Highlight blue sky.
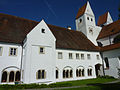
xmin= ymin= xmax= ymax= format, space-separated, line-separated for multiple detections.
xmin=0 ymin=0 xmax=119 ymax=30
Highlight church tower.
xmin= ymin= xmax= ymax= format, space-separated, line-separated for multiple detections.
xmin=75 ymin=1 xmax=101 ymax=46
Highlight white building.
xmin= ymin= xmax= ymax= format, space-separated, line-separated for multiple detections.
xmin=0 ymin=1 xmax=119 ymax=84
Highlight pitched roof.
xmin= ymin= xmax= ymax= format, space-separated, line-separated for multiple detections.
xmin=48 ymin=24 xmax=99 ymax=51
xmin=97 ymin=12 xmax=108 ymax=26
xmin=97 ymin=19 xmax=120 ymax=40
xmin=0 ymin=13 xmax=38 ymax=44
xmin=101 ymin=42 xmax=120 ymax=52
xmin=0 ymin=13 xmax=98 ymax=51
xmin=76 ymin=3 xmax=87 ymax=19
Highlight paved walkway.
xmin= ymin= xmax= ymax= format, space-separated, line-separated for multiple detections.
xmin=24 ymin=79 xmax=120 ymax=90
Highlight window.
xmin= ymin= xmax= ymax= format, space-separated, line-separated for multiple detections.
xmin=91 ymin=18 xmax=93 ymax=21
xmin=0 ymin=47 xmax=3 ymax=56
xmin=37 ymin=70 xmax=46 ymax=79
xmin=1 ymin=71 xmax=7 ymax=82
xmin=15 ymin=71 xmax=20 ymax=81
xmin=88 ymin=69 xmax=92 ymax=76
xmin=87 ymin=17 xmax=89 ymax=20
xmin=9 ymin=71 xmax=14 ymax=82
xmin=79 ymin=19 xmax=82 ymax=23
xmin=104 ymin=57 xmax=109 ymax=69
xmin=58 ymin=52 xmax=62 ymax=59
xmin=63 ymin=69 xmax=73 ymax=78
xmin=97 ymin=55 xmax=100 ymax=60
xmin=76 ymin=67 xmax=84 ymax=77
xmin=9 ymin=48 xmax=17 ymax=56
xmin=87 ymin=54 xmax=91 ymax=60
xmin=81 ymin=54 xmax=84 ymax=60
xmin=39 ymin=47 xmax=45 ymax=54
xmin=69 ymin=53 xmax=73 ymax=59
xmin=76 ymin=53 xmax=80 ymax=59
xmin=41 ymin=28 xmax=45 ymax=33
xmin=56 ymin=70 xmax=59 ymax=79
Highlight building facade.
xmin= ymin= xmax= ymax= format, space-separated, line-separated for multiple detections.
xmin=0 ymin=1 xmax=120 ymax=84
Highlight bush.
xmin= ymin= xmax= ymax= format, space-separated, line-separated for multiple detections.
xmin=98 ymin=75 xmax=115 ymax=79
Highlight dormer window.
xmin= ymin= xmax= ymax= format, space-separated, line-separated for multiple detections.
xmin=41 ymin=29 xmax=45 ymax=33
xmin=79 ymin=19 xmax=82 ymax=23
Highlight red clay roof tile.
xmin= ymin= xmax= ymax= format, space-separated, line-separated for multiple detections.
xmin=76 ymin=3 xmax=87 ymax=19
xmin=97 ymin=12 xmax=108 ymax=26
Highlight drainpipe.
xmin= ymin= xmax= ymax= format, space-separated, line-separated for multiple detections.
xmin=20 ymin=43 xmax=23 ymax=84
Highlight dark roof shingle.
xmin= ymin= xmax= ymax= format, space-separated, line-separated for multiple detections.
xmin=0 ymin=13 xmax=98 ymax=51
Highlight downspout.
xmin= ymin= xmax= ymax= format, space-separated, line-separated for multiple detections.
xmin=20 ymin=43 xmax=23 ymax=84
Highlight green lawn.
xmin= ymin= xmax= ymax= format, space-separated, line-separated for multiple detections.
xmin=0 ymin=77 xmax=117 ymax=90
xmin=59 ymin=82 xmax=120 ymax=90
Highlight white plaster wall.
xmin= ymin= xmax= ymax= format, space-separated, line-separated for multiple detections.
xmin=22 ymin=20 xmax=56 ymax=84
xmin=55 ymin=49 xmax=102 ymax=82
xmin=103 ymin=48 xmax=120 ymax=78
xmin=0 ymin=43 xmax=22 ymax=84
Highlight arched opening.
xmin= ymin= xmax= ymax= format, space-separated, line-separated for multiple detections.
xmin=66 ymin=70 xmax=69 ymax=78
xmin=42 ymin=70 xmax=45 ymax=79
xmin=56 ymin=70 xmax=58 ymax=79
xmin=70 ymin=70 xmax=73 ymax=78
xmin=88 ymin=69 xmax=90 ymax=76
xmin=38 ymin=70 xmax=41 ymax=79
xmin=63 ymin=70 xmax=66 ymax=78
xmin=1 ymin=71 xmax=7 ymax=82
xmin=95 ymin=64 xmax=102 ymax=77
xmin=82 ymin=69 xmax=84 ymax=76
xmin=9 ymin=71 xmax=14 ymax=82
xmin=79 ymin=69 xmax=81 ymax=77
xmin=76 ymin=69 xmax=78 ymax=77
xmin=15 ymin=71 xmax=20 ymax=81
xmin=90 ymin=69 xmax=92 ymax=76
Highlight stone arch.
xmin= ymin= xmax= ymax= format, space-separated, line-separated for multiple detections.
xmin=63 ymin=66 xmax=73 ymax=78
xmin=76 ymin=66 xmax=84 ymax=77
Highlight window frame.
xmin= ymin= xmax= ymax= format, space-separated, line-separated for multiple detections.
xmin=41 ymin=28 xmax=45 ymax=33
xmin=0 ymin=46 xmax=3 ymax=56
xmin=9 ymin=47 xmax=17 ymax=56
xmin=69 ymin=53 xmax=73 ymax=59
xmin=58 ymin=52 xmax=63 ymax=59
xmin=76 ymin=53 xmax=80 ymax=59
xmin=87 ymin=54 xmax=91 ymax=60
xmin=81 ymin=54 xmax=84 ymax=60
xmin=39 ymin=47 xmax=45 ymax=54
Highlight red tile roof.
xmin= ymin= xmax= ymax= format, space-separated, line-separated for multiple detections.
xmin=101 ymin=42 xmax=120 ymax=51
xmin=97 ymin=19 xmax=120 ymax=40
xmin=97 ymin=12 xmax=108 ymax=26
xmin=76 ymin=3 xmax=87 ymax=19
xmin=0 ymin=13 xmax=99 ymax=51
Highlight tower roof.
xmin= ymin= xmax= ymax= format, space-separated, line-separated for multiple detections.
xmin=76 ymin=3 xmax=87 ymax=19
xmin=97 ymin=12 xmax=108 ymax=26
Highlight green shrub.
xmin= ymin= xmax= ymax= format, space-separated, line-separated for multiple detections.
xmin=98 ymin=75 xmax=115 ymax=79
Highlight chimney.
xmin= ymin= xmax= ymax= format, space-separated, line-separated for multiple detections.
xmin=67 ymin=26 xmax=71 ymax=30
